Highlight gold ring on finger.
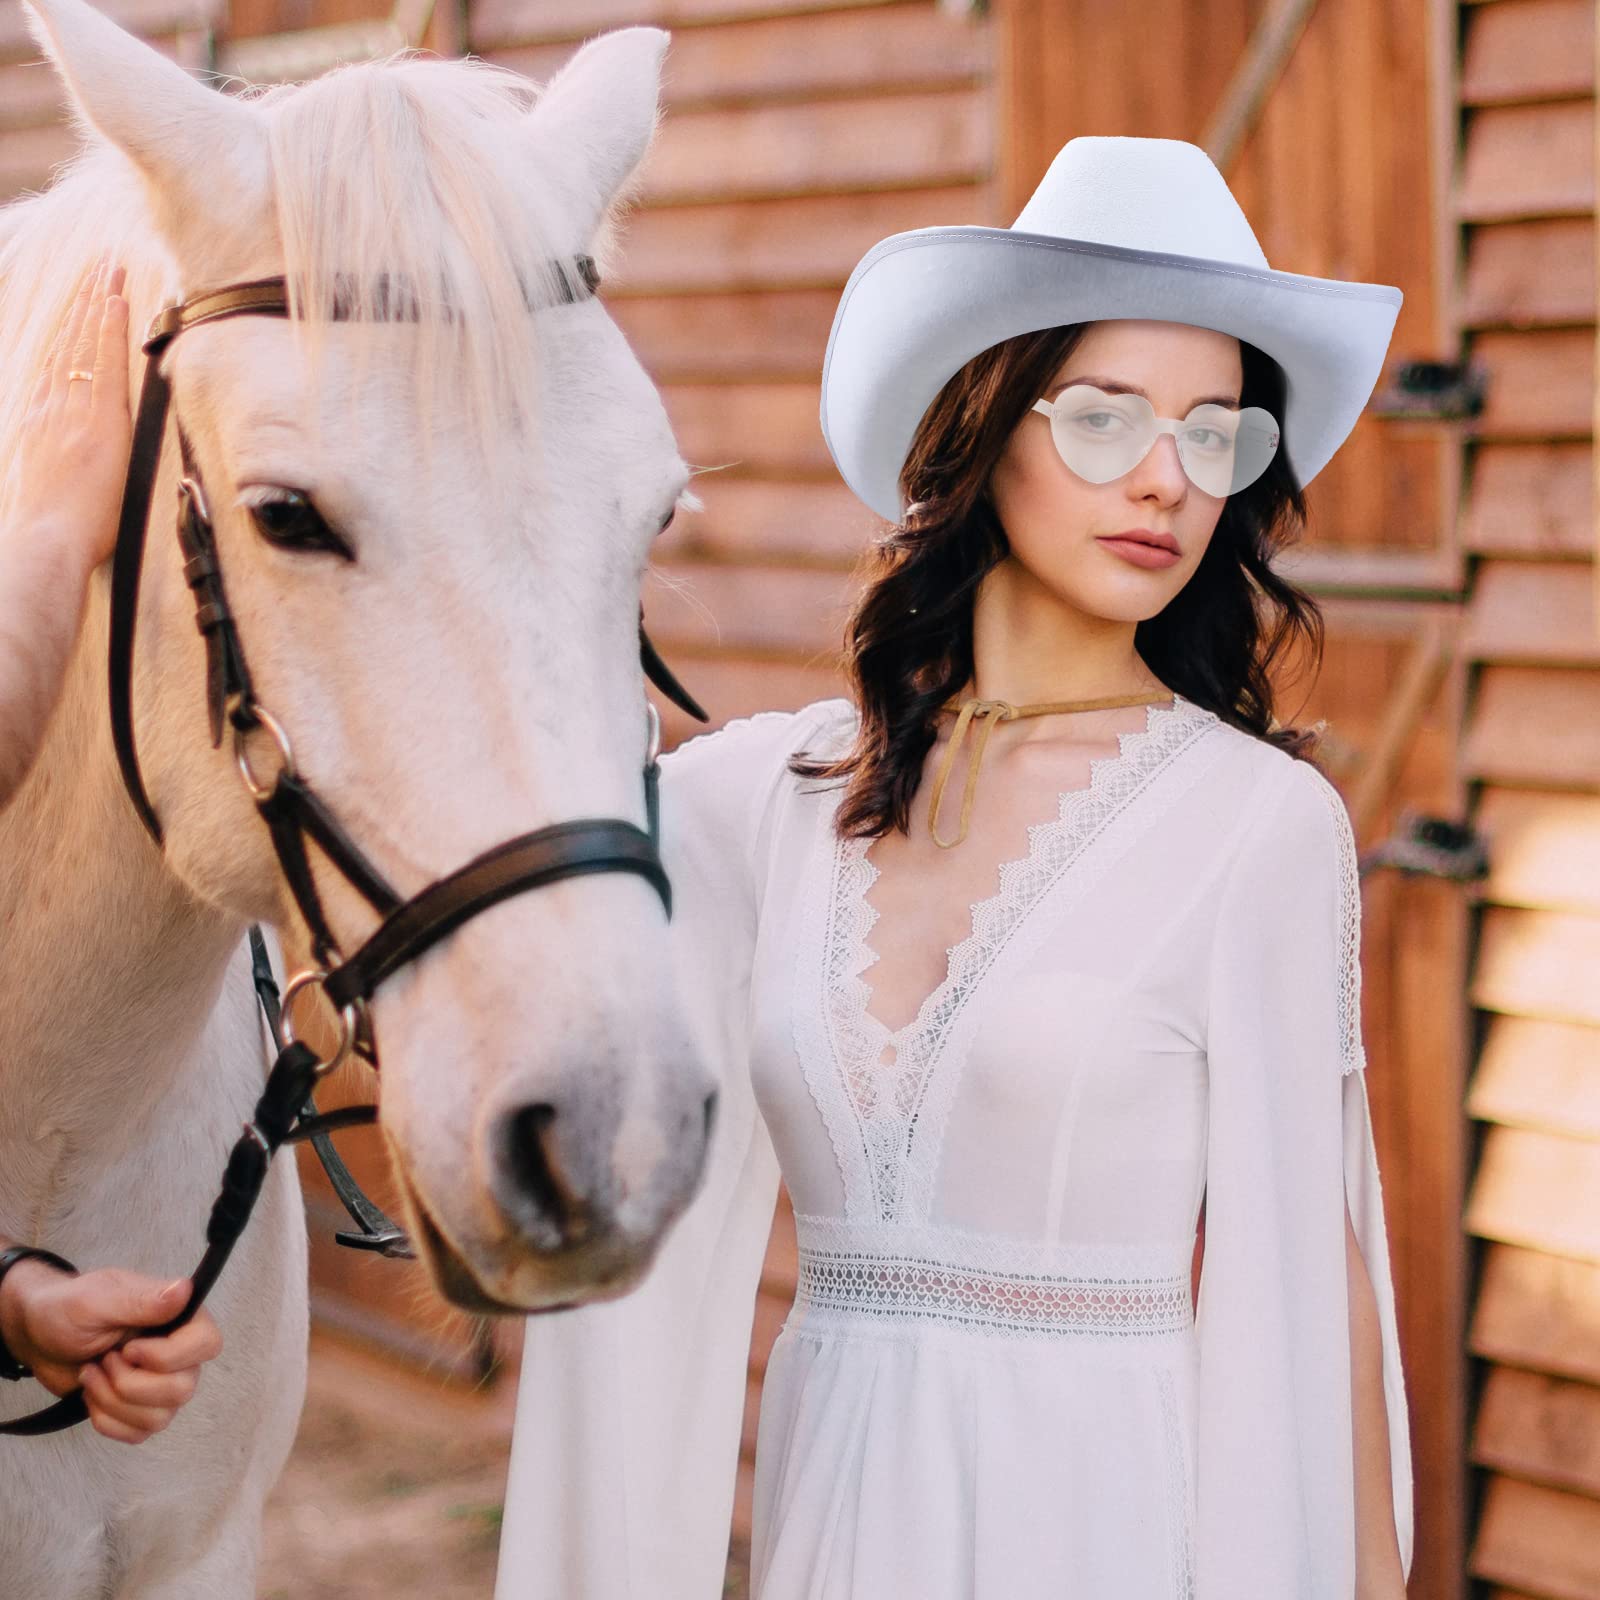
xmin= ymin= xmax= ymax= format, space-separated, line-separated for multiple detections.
xmin=67 ymin=370 xmax=94 ymax=383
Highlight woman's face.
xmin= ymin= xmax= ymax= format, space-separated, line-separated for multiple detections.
xmin=988 ymin=319 xmax=1242 ymax=624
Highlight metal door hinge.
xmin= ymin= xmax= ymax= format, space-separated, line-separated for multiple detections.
xmin=1357 ymin=810 xmax=1488 ymax=882
xmin=1369 ymin=358 xmax=1488 ymax=422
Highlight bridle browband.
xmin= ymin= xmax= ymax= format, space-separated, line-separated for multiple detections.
xmin=0 ymin=256 xmax=708 ymax=1437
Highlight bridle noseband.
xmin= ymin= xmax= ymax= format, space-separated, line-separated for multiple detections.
xmin=0 ymin=257 xmax=708 ymax=1437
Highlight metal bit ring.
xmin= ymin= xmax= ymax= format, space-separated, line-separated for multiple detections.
xmin=278 ymin=967 xmax=361 ymax=1077
xmin=232 ymin=699 xmax=298 ymax=802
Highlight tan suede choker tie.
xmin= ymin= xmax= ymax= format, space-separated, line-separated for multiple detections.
xmin=928 ymin=691 xmax=1175 ymax=849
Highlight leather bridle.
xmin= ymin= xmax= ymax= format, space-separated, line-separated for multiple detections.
xmin=0 ymin=257 xmax=707 ymax=1437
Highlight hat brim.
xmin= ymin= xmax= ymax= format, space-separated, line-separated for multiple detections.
xmin=819 ymin=226 xmax=1403 ymax=522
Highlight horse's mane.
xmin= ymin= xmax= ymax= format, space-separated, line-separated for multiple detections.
xmin=0 ymin=50 xmax=601 ymax=471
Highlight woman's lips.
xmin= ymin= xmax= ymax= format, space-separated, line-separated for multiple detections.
xmin=1095 ymin=535 xmax=1182 ymax=570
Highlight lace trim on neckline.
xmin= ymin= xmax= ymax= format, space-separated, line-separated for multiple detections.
xmin=793 ymin=693 xmax=1221 ymax=1224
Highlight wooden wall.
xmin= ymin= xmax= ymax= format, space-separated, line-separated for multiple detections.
xmin=0 ymin=0 xmax=220 ymax=198
xmin=1454 ymin=0 xmax=1600 ymax=1595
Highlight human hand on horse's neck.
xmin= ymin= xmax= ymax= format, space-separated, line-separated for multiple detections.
xmin=0 ymin=261 xmax=131 ymax=810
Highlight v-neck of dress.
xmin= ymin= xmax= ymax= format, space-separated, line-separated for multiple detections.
xmin=833 ymin=690 xmax=1200 ymax=1067
xmin=851 ymin=694 xmax=1190 ymax=1056
xmin=794 ymin=688 xmax=1220 ymax=1224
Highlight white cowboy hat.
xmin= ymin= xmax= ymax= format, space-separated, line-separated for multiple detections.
xmin=819 ymin=134 xmax=1403 ymax=523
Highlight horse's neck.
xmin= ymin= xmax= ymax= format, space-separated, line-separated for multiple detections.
xmin=0 ymin=570 xmax=241 ymax=1165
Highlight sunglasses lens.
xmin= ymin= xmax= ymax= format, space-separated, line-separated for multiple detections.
xmin=1045 ymin=385 xmax=1156 ymax=483
xmin=1177 ymin=404 xmax=1281 ymax=496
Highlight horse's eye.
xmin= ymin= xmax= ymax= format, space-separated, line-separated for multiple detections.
xmin=249 ymin=490 xmax=352 ymax=559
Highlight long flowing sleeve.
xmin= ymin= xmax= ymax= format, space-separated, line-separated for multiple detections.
xmin=493 ymin=705 xmax=831 ymax=1600
xmin=1195 ymin=755 xmax=1414 ymax=1598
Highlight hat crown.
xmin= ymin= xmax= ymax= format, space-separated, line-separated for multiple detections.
xmin=1011 ymin=136 xmax=1270 ymax=271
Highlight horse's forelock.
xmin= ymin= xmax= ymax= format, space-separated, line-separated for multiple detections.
xmin=257 ymin=53 xmax=591 ymax=459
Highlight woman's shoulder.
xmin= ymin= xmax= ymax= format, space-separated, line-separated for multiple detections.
xmin=661 ymin=695 xmax=855 ymax=776
xmin=1209 ymin=726 xmax=1356 ymax=891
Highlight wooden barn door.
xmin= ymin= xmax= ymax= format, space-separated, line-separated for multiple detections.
xmin=1453 ymin=0 xmax=1600 ymax=1594
xmin=1002 ymin=1 xmax=1469 ymax=1596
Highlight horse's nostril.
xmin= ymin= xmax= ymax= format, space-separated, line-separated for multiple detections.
xmin=703 ymin=1087 xmax=718 ymax=1145
xmin=501 ymin=1102 xmax=592 ymax=1244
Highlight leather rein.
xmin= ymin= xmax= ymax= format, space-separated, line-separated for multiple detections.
xmin=0 ymin=256 xmax=707 ymax=1437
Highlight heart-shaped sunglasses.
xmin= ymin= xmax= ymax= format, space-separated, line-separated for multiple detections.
xmin=1031 ymin=384 xmax=1281 ymax=497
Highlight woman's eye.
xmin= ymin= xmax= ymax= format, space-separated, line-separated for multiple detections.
xmin=248 ymin=491 xmax=352 ymax=558
xmin=657 ymin=507 xmax=676 ymax=538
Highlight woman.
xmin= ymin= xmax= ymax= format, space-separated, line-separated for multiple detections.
xmin=0 ymin=259 xmax=224 ymax=1445
xmin=497 ymin=133 xmax=1414 ymax=1600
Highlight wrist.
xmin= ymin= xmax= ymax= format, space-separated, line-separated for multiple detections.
xmin=0 ymin=1259 xmax=53 ymax=1358
xmin=0 ymin=1252 xmax=74 ymax=1373
xmin=1 ymin=515 xmax=98 ymax=597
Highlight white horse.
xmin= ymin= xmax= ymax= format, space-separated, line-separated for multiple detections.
xmin=0 ymin=4 xmax=714 ymax=1592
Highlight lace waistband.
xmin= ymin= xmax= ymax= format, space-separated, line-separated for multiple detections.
xmin=789 ymin=1216 xmax=1195 ymax=1344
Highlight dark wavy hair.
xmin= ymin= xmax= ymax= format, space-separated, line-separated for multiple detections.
xmin=789 ymin=322 xmax=1329 ymax=840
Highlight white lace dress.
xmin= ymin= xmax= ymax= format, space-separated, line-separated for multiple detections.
xmin=493 ymin=693 xmax=1414 ymax=1600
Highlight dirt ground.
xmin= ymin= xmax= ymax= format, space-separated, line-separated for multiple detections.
xmin=258 ymin=1328 xmax=752 ymax=1599
xmin=257 ymin=1329 xmax=513 ymax=1600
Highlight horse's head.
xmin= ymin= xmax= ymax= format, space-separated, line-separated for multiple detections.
xmin=24 ymin=0 xmax=718 ymax=1312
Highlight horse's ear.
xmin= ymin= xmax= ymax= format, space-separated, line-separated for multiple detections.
xmin=24 ymin=0 xmax=268 ymax=269
xmin=525 ymin=26 xmax=669 ymax=244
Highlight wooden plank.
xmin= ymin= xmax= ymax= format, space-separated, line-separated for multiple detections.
xmin=1459 ymin=101 xmax=1596 ymax=221
xmin=1463 ymin=445 xmax=1593 ymax=559
xmin=487 ymin=5 xmax=989 ymax=107
xmin=611 ymin=289 xmax=838 ymax=381
xmin=470 ymin=0 xmax=899 ymax=54
xmin=1460 ymin=0 xmax=1595 ymax=106
xmin=1473 ymin=904 xmax=1600 ymax=1027
xmin=1469 ymin=330 xmax=1595 ymax=441
xmin=1470 ymin=1014 xmax=1600 ymax=1162
xmin=1474 ymin=1365 xmax=1600 ymax=1499
xmin=0 ymin=0 xmax=222 ymax=58
xmin=0 ymin=31 xmax=209 ymax=130
xmin=1476 ymin=788 xmax=1600 ymax=914
xmin=1470 ymin=1473 xmax=1600 ymax=1598
xmin=658 ymin=477 xmax=880 ymax=565
xmin=1466 ymin=1124 xmax=1600 ymax=1264
xmin=638 ymin=87 xmax=991 ymax=205
xmin=610 ymin=185 xmax=992 ymax=294
xmin=654 ymin=655 xmax=842 ymax=751
xmin=1471 ymin=1243 xmax=1600 ymax=1388
xmin=643 ymin=558 xmax=854 ymax=655
xmin=1464 ymin=562 xmax=1600 ymax=667
xmin=0 ymin=60 xmax=60 ymax=130
xmin=1463 ymin=218 xmax=1595 ymax=329
xmin=0 ymin=118 xmax=77 ymax=203
xmin=663 ymin=382 xmax=833 ymax=476
xmin=1462 ymin=667 xmax=1600 ymax=788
